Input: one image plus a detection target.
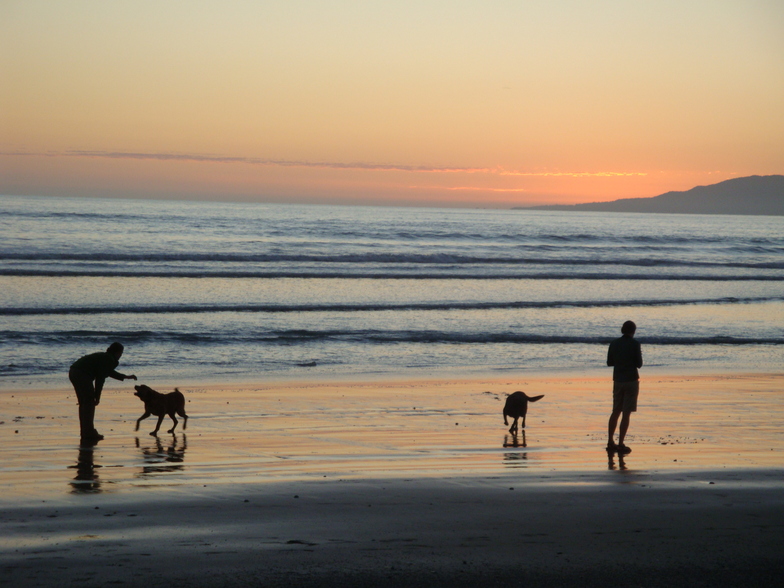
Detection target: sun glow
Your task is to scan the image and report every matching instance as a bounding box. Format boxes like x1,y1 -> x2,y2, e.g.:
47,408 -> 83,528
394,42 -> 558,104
1,1 -> 781,206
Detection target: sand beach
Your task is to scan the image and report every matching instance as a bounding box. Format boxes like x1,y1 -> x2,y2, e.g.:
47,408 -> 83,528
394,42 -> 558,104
1,373 -> 783,586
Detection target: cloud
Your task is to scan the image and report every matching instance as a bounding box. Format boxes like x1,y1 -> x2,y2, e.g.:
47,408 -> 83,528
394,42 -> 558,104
411,186 -> 529,192
498,170 -> 648,177
3,150 -> 647,178
7,150 -> 491,174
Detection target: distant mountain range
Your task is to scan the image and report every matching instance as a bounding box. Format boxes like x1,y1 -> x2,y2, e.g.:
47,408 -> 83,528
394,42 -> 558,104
518,175 -> 784,216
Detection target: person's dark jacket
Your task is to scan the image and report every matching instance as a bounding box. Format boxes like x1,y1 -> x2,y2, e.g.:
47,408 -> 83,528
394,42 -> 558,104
70,352 -> 126,399
607,335 -> 643,382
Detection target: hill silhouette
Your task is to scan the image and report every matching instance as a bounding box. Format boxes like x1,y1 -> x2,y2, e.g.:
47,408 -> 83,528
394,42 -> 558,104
521,175 -> 784,215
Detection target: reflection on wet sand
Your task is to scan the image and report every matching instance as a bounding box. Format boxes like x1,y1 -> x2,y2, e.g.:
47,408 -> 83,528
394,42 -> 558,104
136,434 -> 187,477
503,431 -> 528,467
503,431 -> 526,448
607,450 -> 628,471
68,439 -> 102,494
4,375 -> 783,500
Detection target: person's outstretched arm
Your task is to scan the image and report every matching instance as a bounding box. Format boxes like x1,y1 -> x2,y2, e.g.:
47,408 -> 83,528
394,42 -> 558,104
108,370 -> 137,381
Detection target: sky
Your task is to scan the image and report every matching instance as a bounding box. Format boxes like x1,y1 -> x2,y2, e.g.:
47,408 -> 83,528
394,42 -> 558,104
1,0 -> 783,207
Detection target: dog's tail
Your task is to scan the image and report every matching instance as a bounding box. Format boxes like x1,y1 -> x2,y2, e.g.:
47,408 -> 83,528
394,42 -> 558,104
525,394 -> 544,402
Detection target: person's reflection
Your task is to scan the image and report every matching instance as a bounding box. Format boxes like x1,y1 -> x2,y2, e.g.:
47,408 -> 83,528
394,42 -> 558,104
503,431 -> 528,466
607,450 -> 628,471
136,434 -> 187,476
69,438 -> 102,493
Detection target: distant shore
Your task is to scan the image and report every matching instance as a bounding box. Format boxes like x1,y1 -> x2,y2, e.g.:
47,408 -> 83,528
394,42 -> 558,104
516,174 -> 784,215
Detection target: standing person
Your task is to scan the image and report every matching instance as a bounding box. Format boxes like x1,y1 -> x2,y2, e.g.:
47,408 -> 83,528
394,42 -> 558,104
606,321 -> 642,454
69,342 -> 137,441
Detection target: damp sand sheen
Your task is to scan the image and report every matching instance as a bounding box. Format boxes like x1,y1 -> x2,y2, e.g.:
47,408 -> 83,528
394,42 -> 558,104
1,373 -> 783,586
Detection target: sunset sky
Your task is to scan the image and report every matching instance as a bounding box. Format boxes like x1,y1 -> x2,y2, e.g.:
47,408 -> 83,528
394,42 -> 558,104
2,1 -> 783,207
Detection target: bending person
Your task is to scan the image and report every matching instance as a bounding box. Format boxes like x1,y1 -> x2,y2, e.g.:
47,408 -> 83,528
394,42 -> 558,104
69,342 -> 137,441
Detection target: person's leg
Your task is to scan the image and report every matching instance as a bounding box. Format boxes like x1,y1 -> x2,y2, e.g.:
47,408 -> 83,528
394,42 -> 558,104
70,370 -> 96,438
608,410 -> 621,444
618,380 -> 639,450
608,381 -> 624,448
78,400 -> 96,437
618,410 -> 632,445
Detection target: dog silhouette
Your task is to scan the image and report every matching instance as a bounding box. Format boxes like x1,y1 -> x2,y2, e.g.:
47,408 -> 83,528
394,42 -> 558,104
503,391 -> 544,433
134,385 -> 188,436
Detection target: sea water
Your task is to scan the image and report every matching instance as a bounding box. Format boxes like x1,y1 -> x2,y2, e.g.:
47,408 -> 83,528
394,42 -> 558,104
1,194 -> 783,388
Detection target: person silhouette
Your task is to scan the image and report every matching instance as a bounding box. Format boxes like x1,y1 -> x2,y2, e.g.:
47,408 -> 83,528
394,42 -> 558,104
68,342 -> 137,441
606,321 -> 642,454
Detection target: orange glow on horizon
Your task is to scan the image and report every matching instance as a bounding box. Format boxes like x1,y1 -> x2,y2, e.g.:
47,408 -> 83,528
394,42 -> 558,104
1,2 -> 781,207
0,151 -> 743,208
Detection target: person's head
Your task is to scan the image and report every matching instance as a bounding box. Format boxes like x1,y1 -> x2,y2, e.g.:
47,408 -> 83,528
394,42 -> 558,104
107,342 -> 124,358
621,321 -> 636,336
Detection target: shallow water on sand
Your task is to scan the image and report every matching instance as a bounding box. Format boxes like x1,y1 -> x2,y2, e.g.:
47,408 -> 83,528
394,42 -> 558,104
1,374 -> 782,502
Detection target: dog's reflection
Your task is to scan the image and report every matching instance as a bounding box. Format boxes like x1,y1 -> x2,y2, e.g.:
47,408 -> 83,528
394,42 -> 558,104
503,431 -> 528,466
504,431 -> 527,448
69,438 -> 102,493
136,434 -> 187,476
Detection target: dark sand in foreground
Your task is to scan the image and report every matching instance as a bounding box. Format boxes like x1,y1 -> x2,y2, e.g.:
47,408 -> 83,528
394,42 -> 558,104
2,374 -> 783,586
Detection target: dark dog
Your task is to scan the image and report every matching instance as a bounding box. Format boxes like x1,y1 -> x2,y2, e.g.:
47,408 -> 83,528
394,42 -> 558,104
503,391 -> 544,433
134,384 -> 188,436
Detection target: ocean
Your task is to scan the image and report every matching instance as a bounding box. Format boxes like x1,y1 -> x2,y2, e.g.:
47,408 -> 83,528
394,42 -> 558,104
1,194 -> 782,388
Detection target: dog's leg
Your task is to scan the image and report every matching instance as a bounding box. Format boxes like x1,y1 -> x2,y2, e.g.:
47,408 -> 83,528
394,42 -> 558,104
167,413 -> 178,434
508,416 -> 518,434
176,405 -> 188,430
151,414 -> 164,436
135,412 -> 150,432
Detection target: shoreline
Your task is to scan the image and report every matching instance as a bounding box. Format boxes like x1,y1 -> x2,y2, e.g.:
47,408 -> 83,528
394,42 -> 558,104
4,364 -> 782,392
3,367 -> 783,393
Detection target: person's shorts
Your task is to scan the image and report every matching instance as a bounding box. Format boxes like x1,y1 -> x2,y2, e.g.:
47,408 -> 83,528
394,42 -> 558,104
612,380 -> 639,413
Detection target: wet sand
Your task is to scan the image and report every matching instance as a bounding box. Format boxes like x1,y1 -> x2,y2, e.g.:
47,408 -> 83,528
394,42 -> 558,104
2,374 -> 784,586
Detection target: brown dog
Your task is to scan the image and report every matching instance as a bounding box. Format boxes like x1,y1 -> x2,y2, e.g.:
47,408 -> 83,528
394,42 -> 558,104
503,391 -> 544,433
134,384 -> 188,436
